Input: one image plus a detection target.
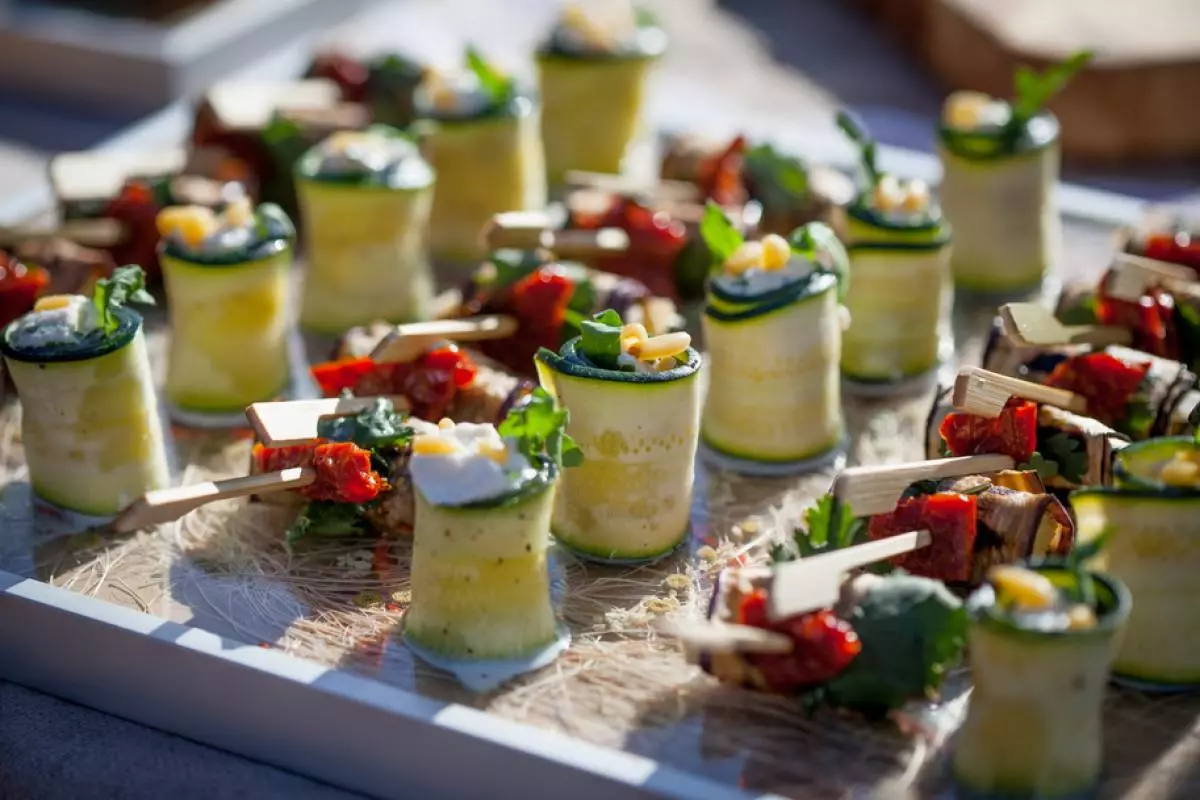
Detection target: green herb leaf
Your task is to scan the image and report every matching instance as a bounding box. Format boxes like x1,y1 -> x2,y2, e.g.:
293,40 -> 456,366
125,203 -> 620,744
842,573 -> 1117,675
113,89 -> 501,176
316,397 -> 413,451
788,221 -> 850,300
1018,451 -> 1059,482
699,200 -> 744,266
1039,432 -> 1089,484
836,109 -> 879,185
465,46 -> 514,107
578,308 -> 625,370
823,573 -> 967,714
497,384 -> 582,470
92,265 -> 155,335
779,495 -> 867,560
566,276 -> 597,317
1010,50 -> 1093,127
743,143 -> 809,210
901,479 -> 942,500
1118,396 -> 1155,441
287,501 -> 371,542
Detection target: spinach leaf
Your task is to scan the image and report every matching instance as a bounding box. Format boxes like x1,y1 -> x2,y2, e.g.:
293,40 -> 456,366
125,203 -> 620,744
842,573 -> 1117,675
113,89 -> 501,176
317,397 -> 413,452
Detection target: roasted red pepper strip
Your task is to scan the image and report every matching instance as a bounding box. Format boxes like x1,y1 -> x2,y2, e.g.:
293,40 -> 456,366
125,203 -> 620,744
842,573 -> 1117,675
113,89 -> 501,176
0,252 -> 49,328
939,399 -> 1039,464
1139,231 -> 1200,274
868,493 -> 978,584
736,589 -> 861,693
1043,352 -> 1150,427
252,441 -> 385,503
1095,269 -> 1180,360
697,135 -> 748,206
311,357 -> 388,397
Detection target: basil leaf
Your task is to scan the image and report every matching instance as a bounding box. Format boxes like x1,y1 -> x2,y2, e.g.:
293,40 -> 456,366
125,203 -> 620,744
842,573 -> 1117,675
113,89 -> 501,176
317,397 -> 412,451
836,109 -> 879,185
578,308 -> 624,370
92,265 -> 155,335
699,200 -> 743,266
1010,50 -> 1092,127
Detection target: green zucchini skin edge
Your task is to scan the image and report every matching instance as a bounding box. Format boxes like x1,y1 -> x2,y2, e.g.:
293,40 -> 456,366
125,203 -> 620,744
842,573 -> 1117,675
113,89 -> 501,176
1,306 -> 141,364
294,126 -> 435,191
938,111 -> 1061,162
535,23 -> 667,61
845,203 -> 948,237
704,272 -> 836,323
415,93 -> 538,125
1110,437 -> 1200,496
536,338 -> 701,384
846,239 -> 951,253
967,558 -> 1131,643
422,459 -> 559,512
158,206 -> 296,267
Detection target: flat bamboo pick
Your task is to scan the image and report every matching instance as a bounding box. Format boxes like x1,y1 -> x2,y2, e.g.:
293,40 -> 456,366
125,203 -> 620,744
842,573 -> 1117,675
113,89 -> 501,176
103,467 -> 314,534
482,215 -> 630,257
0,218 -> 127,250
246,397 -> 385,448
1000,303 -> 1131,348
953,366 -> 1088,418
1107,251 -> 1196,302
368,315 -> 519,364
563,170 -> 701,202
767,530 -> 932,621
656,618 -> 794,654
831,454 -> 1016,517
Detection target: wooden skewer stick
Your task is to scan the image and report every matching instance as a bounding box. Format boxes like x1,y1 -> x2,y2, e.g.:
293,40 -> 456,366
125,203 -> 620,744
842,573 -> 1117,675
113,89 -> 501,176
246,397 -> 389,449
1107,252 -> 1196,302
0,217 -> 127,250
832,454 -> 1016,517
368,315 -> 519,365
655,618 -> 794,654
102,468 -> 315,534
953,366 -> 1088,419
482,213 -> 630,258
563,170 -> 701,202
767,530 -> 932,621
999,303 -> 1132,348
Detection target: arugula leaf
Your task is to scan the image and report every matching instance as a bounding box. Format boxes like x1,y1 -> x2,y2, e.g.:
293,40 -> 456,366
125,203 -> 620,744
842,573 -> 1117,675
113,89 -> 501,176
287,501 -> 371,543
836,109 -> 880,186
578,308 -> 625,370
822,573 -> 967,715
92,265 -> 155,335
1010,50 -> 1093,128
498,386 -> 583,469
743,143 -> 809,210
317,397 -> 413,451
699,201 -> 744,267
465,46 -> 515,107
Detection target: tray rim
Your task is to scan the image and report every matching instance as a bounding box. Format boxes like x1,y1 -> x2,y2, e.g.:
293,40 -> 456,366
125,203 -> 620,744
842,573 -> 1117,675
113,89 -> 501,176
0,568 -> 780,800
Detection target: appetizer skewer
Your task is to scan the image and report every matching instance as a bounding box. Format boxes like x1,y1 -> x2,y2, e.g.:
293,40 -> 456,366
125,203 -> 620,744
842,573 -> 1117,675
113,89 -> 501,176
699,211 -> 849,475
295,127 -> 436,333
836,111 -> 951,391
156,198 -> 297,426
937,51 -> 1091,294
0,267 -> 170,526
483,213 -> 632,260
534,309 -> 701,562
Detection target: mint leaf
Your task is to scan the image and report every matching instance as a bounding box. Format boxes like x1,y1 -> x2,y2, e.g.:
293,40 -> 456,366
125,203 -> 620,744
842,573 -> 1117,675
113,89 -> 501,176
92,265 -> 154,335
836,109 -> 879,185
1010,50 -> 1093,127
317,397 -> 412,451
498,385 -> 582,470
465,46 -> 514,107
823,573 -> 967,714
578,308 -> 624,370
699,200 -> 744,266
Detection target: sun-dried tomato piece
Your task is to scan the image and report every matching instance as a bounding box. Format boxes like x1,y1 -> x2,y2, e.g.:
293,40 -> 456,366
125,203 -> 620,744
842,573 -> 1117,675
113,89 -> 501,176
307,441 -> 383,503
939,399 -> 1038,464
477,268 -> 576,375
0,252 -> 50,327
1095,269 -> 1180,360
311,357 -> 391,397
1139,231 -> 1200,274
1044,351 -> 1150,426
306,52 -> 370,103
105,180 -> 165,283
868,493 -> 978,583
696,135 -> 748,206
570,197 -> 688,300
251,442 -> 317,473
736,589 -> 861,692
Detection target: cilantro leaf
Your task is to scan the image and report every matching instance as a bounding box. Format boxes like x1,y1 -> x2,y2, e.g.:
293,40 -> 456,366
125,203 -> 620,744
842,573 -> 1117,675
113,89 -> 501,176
743,143 -> 809,210
1010,50 -> 1092,128
92,265 -> 155,335
774,495 -> 866,561
498,385 -> 583,470
317,397 -> 413,452
287,501 -> 371,543
699,200 -> 744,267
836,109 -> 880,186
578,308 -> 625,370
822,573 -> 967,715
465,46 -> 514,108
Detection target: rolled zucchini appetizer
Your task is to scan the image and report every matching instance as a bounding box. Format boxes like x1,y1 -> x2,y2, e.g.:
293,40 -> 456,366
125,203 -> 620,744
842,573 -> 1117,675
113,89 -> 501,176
157,198 -> 296,422
1070,437 -> 1200,689
405,389 -> 579,661
837,111 -> 950,387
699,206 -> 849,473
953,561 -> 1129,800
536,1 -> 666,185
296,127 -> 435,333
937,51 -> 1091,294
0,266 -> 170,519
417,49 -> 546,264
535,310 -> 700,562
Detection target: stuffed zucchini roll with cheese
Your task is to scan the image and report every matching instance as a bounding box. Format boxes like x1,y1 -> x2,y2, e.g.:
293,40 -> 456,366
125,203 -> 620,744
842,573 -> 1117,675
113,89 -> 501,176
157,197 -> 296,424
938,51 -> 1091,294
1071,437 -> 1200,689
1,266 -> 170,521
699,205 -> 849,473
405,390 -> 577,664
296,127 -> 435,333
536,1 -> 666,185
418,49 -> 546,264
535,309 -> 700,562
953,561 -> 1129,799
837,111 -> 950,389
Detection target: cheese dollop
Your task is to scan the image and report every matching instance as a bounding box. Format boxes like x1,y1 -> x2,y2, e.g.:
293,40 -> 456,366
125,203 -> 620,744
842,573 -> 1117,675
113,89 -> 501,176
313,129 -> 421,178
414,68 -> 493,118
156,197 -> 257,255
6,293 -> 99,350
867,175 -> 933,225
942,90 -> 1011,131
409,419 -> 540,506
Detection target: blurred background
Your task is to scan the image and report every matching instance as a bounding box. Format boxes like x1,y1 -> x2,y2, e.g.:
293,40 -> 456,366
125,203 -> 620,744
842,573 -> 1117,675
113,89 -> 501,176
0,0 -> 1197,224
